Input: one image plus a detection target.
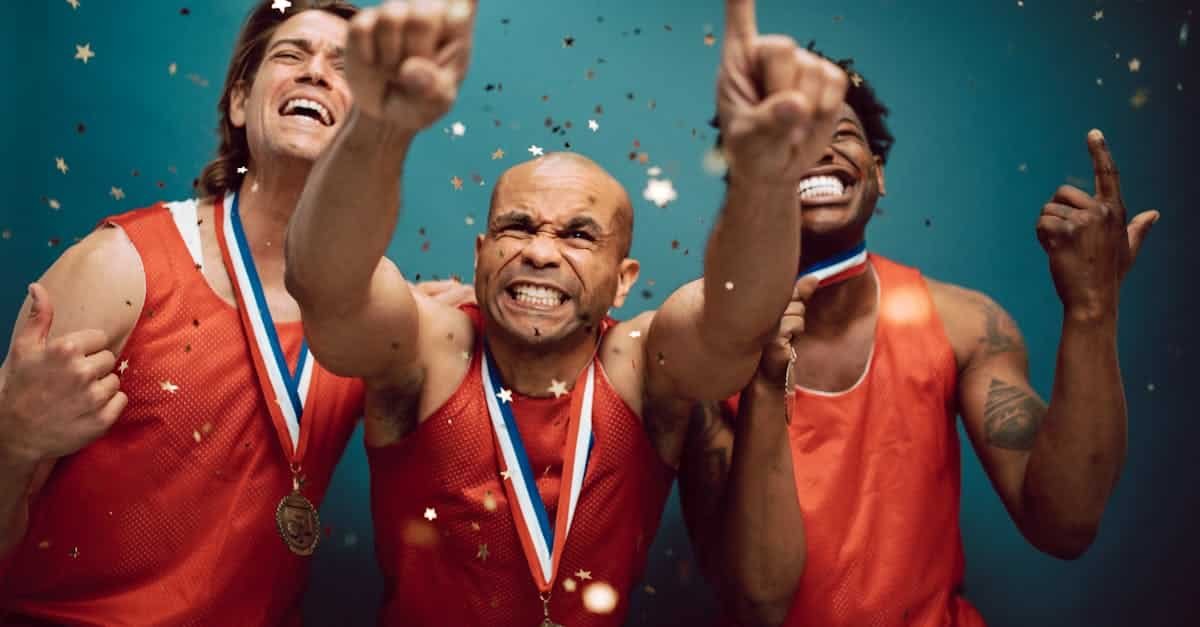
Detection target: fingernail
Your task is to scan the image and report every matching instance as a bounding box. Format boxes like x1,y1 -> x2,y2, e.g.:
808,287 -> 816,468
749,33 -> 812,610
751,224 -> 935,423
1088,129 -> 1104,143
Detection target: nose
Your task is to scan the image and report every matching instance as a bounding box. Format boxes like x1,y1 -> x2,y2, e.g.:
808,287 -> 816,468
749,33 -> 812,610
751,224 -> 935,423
520,233 -> 562,269
296,56 -> 332,90
816,141 -> 836,165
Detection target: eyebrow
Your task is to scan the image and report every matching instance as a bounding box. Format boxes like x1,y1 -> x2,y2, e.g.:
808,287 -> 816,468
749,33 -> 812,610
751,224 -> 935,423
491,211 -> 534,228
562,216 -> 602,233
268,38 -> 346,58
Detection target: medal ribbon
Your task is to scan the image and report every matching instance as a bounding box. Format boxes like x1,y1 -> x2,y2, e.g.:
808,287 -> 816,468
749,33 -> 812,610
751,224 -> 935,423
481,346 -> 595,592
798,241 -> 869,288
214,192 -> 316,461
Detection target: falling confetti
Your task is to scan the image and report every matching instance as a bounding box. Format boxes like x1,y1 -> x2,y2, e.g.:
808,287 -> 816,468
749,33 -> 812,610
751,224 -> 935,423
451,176 -> 463,190
74,43 -> 94,64
1128,58 -> 1141,72
237,166 -> 248,174
55,157 -> 68,174
1130,88 -> 1150,109
563,578 -> 578,593
588,119 -> 599,132
702,148 -> 728,177
703,32 -> 716,46
1,229 -> 11,240
1093,10 -> 1104,21
629,330 -> 641,338
66,0 -> 79,9
482,491 -> 498,512
271,0 -> 292,13
647,166 -> 662,177
500,469 -> 512,481
1017,163 -> 1028,173
724,281 -> 734,291
576,569 -> 593,580
451,121 -> 466,136
69,546 -> 80,559
1182,21 -> 1190,46
1147,383 -> 1156,392
110,187 -> 125,200
491,148 -> 505,160
643,179 -> 677,208
582,581 -> 618,615
476,543 -> 489,561
547,379 -> 568,398
168,62 -> 177,76
160,380 -> 180,393
344,532 -> 358,547
496,388 -> 514,403
423,507 -> 437,521
528,145 -> 545,157
563,36 -> 575,48
47,198 -> 61,210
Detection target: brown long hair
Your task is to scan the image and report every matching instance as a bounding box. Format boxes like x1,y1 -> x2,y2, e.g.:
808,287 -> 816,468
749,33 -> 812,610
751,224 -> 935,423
195,0 -> 359,200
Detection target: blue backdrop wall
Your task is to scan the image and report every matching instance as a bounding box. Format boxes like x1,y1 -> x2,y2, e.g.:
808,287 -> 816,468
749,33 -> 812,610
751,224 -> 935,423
4,1 -> 1198,625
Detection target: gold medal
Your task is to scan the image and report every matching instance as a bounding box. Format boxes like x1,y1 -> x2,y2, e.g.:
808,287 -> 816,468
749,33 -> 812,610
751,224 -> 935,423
275,473 -> 320,556
538,592 -> 562,627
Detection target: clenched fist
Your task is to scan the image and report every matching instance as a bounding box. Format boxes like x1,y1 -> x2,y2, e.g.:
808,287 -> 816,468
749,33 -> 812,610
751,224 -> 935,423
1036,130 -> 1158,320
717,0 -> 848,186
345,0 -> 477,133
757,275 -> 819,385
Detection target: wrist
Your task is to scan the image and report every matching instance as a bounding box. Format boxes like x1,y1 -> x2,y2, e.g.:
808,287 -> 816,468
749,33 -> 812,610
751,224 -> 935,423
1063,303 -> 1118,326
345,107 -> 418,154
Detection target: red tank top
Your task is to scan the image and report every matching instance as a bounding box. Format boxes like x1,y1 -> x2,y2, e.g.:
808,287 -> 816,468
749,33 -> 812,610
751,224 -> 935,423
368,305 -> 673,626
0,204 -> 364,626
727,255 -> 986,627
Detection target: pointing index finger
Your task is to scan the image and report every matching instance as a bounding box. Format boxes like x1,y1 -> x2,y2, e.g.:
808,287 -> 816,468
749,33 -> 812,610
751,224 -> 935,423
724,0 -> 759,47
1087,129 -> 1122,203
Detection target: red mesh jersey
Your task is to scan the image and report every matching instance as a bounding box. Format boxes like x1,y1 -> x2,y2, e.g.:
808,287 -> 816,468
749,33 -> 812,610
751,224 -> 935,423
0,204 -> 364,626
725,255 -> 987,627
368,304 -> 674,627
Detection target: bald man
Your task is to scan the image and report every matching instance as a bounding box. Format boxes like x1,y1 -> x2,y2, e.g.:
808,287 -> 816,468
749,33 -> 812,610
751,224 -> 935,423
282,1 -> 848,624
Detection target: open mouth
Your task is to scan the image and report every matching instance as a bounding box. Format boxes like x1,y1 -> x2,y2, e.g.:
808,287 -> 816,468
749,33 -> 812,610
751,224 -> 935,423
278,97 -> 334,126
505,282 -> 570,311
797,171 -> 855,205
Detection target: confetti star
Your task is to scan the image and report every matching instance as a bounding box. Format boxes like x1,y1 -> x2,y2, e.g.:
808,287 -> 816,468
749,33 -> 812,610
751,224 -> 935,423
55,157 -> 68,174
69,546 -> 80,559
1130,88 -> 1150,109
647,166 -> 662,177
451,176 -> 463,190
47,198 -> 61,210
66,0 -> 79,9
74,43 -> 94,64
109,186 -> 124,200
1128,58 -> 1141,72
477,543 -> 489,561
629,330 -> 642,339
451,121 -> 466,136
588,119 -> 599,132
1147,383 -> 1156,392
168,62 -> 178,76
563,36 -> 575,47
849,72 -> 864,87
271,0 -> 292,13
642,179 -> 677,208
496,388 -> 514,404
491,148 -> 505,160
576,569 -> 593,580
500,469 -> 512,481
160,380 -> 180,393
237,166 -> 248,174
563,578 -> 578,592
461,350 -> 471,361
724,281 -> 734,291
548,379 -> 568,398
423,507 -> 437,521
1093,10 -> 1104,21
529,145 -> 544,157
703,32 -> 716,46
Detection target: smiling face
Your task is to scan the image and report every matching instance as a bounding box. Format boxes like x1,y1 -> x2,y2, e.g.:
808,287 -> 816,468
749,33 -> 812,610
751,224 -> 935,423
795,102 -> 887,247
229,9 -> 351,167
474,153 -> 640,348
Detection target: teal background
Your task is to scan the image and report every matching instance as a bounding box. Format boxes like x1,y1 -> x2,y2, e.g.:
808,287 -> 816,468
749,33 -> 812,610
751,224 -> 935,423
4,1 -> 1197,625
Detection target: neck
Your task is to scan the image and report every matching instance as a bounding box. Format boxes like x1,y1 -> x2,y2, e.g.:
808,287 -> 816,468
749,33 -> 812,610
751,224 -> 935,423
484,324 -> 598,398
798,234 -> 865,273
804,260 -> 878,337
233,163 -> 309,287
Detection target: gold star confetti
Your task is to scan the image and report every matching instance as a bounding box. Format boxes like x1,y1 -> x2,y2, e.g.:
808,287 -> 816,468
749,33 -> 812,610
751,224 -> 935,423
644,585 -> 657,595
55,157 -> 68,174
724,281 -> 734,291
1128,58 -> 1141,72
69,546 -> 80,559
483,490 -> 498,511
37,540 -> 51,550
110,186 -> 124,200
1093,10 -> 1104,21
703,32 -> 716,46
563,577 -> 578,592
464,215 -> 475,225
1130,88 -> 1150,109
74,43 -> 94,64
647,166 -> 662,177
500,469 -> 512,481
629,330 -> 642,339
451,176 -> 463,190
271,0 -> 292,13
588,119 -> 599,132
451,121 -> 466,136
168,62 -> 178,76
642,179 -> 677,207
470,521 -> 481,531
491,148 -> 505,160
575,569 -> 592,580
423,507 -> 437,521
160,380 -> 180,393
496,388 -> 513,404
461,350 -> 471,361
118,360 -> 129,374
47,198 -> 61,210
529,145 -> 545,157
66,0 -> 80,9
193,430 -> 202,443
849,72 -> 864,87
476,543 -> 489,561
582,581 -> 617,615
548,379 -> 568,398
237,166 -> 248,174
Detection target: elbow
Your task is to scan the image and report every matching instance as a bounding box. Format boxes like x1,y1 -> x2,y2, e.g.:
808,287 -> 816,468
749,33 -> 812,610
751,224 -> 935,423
1034,523 -> 1099,561
730,590 -> 798,627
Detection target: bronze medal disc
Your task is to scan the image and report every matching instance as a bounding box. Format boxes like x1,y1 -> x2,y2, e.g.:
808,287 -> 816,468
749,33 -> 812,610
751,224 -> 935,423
276,492 -> 320,556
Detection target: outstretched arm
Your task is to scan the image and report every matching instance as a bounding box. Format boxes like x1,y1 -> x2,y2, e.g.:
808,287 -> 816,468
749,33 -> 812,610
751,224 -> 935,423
646,0 -> 847,404
285,1 -> 478,381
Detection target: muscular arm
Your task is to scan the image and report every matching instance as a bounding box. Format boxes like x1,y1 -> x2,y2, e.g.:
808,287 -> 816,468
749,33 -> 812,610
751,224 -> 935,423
0,226 -> 142,555
934,281 -> 1124,559
680,385 -> 803,627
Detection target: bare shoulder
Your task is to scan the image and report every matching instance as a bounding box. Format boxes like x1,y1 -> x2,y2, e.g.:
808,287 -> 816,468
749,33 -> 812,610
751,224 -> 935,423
925,276 -> 1026,371
599,310 -> 656,416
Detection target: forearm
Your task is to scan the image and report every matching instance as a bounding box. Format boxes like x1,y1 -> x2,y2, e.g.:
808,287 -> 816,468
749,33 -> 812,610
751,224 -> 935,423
285,108 -> 416,312
719,378 -> 804,626
1023,313 -> 1124,553
0,443 -> 38,557
702,178 -> 800,356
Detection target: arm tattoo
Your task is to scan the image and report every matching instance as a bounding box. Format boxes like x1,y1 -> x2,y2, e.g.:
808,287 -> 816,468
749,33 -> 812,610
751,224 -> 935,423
980,300 -> 1022,357
690,402 -> 731,483
983,378 -> 1046,450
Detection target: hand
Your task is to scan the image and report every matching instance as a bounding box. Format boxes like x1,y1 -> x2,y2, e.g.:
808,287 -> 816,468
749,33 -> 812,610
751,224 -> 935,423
0,284 -> 127,465
717,0 -> 848,187
1036,130 -> 1158,320
410,279 -> 476,306
345,0 -> 477,132
756,275 -> 819,384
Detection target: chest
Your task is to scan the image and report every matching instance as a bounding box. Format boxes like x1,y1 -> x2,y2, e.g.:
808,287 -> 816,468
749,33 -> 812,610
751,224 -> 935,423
790,313 -> 877,393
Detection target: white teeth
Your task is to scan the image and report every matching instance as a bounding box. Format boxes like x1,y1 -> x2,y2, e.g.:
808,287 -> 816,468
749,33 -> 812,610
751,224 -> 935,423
283,98 -> 332,125
512,284 -> 565,307
797,175 -> 847,201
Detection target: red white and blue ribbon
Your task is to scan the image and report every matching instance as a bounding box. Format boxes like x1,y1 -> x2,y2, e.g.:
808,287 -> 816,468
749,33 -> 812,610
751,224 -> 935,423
481,346 -> 595,592
215,192 -> 315,455
798,241 -> 869,288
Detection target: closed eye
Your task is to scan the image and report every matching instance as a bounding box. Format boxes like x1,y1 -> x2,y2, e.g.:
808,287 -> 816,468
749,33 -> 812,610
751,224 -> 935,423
564,230 -> 596,241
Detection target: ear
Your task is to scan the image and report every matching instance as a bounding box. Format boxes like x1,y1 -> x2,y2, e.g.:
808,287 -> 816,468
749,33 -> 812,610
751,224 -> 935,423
610,257 -> 641,309
873,156 -> 887,197
473,232 -> 484,272
230,80 -> 249,129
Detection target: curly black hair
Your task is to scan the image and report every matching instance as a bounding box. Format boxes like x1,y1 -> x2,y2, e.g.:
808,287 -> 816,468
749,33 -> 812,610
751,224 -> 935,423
712,42 -> 894,164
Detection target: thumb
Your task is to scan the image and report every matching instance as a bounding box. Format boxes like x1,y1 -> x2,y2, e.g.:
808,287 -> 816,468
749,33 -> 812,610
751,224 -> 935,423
1126,210 -> 1159,263
20,283 -> 54,346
